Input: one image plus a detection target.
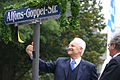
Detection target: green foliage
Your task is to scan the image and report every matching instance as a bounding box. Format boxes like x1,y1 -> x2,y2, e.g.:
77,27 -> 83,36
0,0 -> 69,44
18,24 -> 33,42
40,20 -> 65,60
70,0 -> 80,28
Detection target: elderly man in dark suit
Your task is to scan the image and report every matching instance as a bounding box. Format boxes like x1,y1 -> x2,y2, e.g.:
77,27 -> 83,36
26,37 -> 98,80
99,33 -> 120,80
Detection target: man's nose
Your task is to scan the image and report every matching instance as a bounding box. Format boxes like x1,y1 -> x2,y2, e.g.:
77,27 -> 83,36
68,46 -> 71,49
67,47 -> 72,50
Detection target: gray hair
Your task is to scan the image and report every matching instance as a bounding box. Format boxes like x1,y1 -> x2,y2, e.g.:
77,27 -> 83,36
110,33 -> 120,51
72,37 -> 86,56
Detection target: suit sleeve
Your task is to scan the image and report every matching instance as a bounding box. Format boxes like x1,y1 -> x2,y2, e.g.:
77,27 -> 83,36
90,64 -> 98,80
39,59 -> 57,73
100,59 -> 120,80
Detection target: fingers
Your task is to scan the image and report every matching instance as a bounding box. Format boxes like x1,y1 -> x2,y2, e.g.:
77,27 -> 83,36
26,45 -> 33,58
32,42 -> 33,46
98,77 -> 100,80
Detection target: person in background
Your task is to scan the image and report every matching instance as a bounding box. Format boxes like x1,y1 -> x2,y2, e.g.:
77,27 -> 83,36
99,33 -> 120,80
26,37 -> 98,80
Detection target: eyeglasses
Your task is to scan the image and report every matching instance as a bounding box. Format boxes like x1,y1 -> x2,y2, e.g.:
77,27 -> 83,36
108,44 -> 111,47
108,43 -> 114,47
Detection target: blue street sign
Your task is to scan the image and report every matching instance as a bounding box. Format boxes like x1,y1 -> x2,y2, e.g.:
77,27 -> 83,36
4,5 -> 61,24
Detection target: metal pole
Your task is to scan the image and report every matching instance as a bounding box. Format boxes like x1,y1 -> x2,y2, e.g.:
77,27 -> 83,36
32,22 -> 40,80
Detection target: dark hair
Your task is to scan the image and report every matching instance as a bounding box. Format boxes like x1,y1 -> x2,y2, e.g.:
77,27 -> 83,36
110,33 -> 120,51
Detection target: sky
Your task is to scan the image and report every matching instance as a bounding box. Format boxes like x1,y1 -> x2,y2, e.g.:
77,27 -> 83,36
99,0 -> 120,33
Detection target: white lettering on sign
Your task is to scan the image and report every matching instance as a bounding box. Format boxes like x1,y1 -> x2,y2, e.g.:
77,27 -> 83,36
6,5 -> 59,23
48,5 -> 58,14
26,7 -> 46,18
7,11 -> 24,22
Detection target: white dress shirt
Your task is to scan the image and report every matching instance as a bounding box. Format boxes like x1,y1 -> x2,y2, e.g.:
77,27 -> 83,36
70,57 -> 81,68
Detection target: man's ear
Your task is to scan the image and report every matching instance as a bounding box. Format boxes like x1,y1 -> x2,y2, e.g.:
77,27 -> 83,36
80,47 -> 83,51
111,44 -> 116,49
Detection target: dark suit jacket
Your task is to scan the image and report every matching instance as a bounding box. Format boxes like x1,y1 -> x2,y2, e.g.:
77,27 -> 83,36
39,57 -> 98,80
100,54 -> 120,80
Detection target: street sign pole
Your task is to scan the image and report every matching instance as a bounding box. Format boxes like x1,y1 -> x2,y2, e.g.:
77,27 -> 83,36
4,5 -> 62,80
32,21 -> 40,80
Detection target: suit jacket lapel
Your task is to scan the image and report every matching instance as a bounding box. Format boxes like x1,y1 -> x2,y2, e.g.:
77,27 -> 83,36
101,55 -> 120,76
76,59 -> 85,80
101,55 -> 120,78
64,58 -> 70,78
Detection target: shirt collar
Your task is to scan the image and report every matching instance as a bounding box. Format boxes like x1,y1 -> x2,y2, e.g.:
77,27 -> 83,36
113,52 -> 120,58
70,57 -> 81,65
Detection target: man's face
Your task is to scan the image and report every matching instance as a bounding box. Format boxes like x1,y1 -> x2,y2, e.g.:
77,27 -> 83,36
108,43 -> 115,57
67,40 -> 82,56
